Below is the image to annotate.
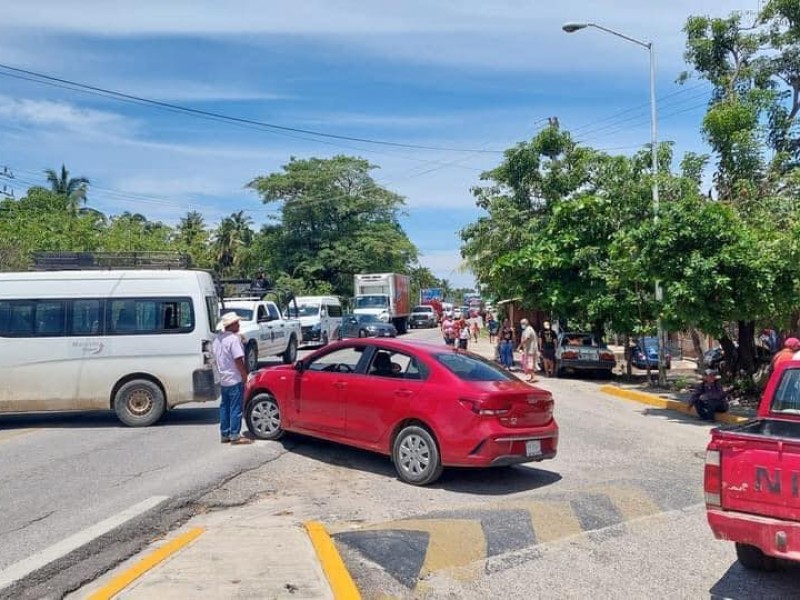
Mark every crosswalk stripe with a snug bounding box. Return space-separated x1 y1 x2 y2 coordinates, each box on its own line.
522 500 584 543
365 519 485 579
590 484 664 521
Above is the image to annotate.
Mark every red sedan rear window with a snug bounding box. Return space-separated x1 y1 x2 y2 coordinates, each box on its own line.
435 352 515 382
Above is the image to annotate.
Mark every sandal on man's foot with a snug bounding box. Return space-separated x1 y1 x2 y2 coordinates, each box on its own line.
231 437 254 445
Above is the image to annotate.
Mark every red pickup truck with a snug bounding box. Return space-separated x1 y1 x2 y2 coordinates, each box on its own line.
705 360 800 570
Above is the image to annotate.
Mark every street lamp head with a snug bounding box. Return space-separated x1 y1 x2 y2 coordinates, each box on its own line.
562 22 589 33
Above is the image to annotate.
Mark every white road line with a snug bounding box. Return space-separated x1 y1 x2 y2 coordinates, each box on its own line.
0 495 169 591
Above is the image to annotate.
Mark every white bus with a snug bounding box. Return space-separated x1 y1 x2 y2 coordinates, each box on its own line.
0 269 220 426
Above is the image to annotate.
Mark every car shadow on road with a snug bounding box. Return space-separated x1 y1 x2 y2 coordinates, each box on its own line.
280 434 562 494
710 560 800 599
0 405 220 430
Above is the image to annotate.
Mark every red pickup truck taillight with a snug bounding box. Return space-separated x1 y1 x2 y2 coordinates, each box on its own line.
704 447 722 508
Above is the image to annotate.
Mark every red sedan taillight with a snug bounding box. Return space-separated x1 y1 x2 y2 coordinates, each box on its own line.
459 397 511 416
561 350 578 360
704 447 722 508
599 351 615 361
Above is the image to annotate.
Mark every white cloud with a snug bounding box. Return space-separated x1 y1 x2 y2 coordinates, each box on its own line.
1 0 749 73
106 80 289 103
0 95 131 134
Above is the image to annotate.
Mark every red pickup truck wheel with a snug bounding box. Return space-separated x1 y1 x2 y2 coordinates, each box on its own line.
735 543 777 571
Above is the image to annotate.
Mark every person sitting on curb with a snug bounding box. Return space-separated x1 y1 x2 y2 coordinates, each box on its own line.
689 369 729 421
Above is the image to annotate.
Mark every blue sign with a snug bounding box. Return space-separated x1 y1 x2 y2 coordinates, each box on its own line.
421 288 443 302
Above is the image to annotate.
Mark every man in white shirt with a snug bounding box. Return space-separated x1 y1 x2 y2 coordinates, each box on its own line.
212 312 252 445
518 318 539 382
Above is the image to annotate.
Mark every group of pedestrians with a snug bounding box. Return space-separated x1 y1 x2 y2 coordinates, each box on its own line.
440 313 478 350
492 317 558 380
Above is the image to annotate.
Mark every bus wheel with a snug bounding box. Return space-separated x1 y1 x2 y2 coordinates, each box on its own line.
114 379 166 427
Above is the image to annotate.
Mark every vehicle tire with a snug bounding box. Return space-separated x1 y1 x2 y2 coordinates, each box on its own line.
358 329 367 338
113 379 166 427
555 361 563 378
281 336 298 364
735 543 778 571
245 392 284 440
392 425 443 486
245 341 258 372
321 331 329 346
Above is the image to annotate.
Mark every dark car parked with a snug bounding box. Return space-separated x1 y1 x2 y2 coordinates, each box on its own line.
631 337 672 370
339 314 398 339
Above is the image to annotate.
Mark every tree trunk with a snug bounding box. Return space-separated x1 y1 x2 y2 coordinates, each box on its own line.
736 320 757 375
624 334 632 378
690 327 705 370
719 335 738 378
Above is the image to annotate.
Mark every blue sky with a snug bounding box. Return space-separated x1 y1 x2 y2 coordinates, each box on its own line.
0 0 752 288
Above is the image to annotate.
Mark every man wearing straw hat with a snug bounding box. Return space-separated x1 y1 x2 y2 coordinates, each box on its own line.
212 312 253 445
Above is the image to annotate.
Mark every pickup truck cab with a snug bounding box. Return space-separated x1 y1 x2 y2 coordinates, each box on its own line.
222 297 301 371
705 360 800 570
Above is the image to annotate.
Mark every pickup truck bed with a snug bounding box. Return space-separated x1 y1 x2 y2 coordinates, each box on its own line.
705 362 800 570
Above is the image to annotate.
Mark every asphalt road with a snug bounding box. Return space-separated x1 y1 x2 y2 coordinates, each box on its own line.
3 329 799 598
0 349 316 599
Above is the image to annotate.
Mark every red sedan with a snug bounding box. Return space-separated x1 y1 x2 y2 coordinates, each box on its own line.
244 338 558 485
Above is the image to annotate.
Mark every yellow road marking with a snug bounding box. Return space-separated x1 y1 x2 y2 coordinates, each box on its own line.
590 485 662 521
366 518 485 580
522 500 584 544
305 521 361 600
86 527 204 600
599 385 750 424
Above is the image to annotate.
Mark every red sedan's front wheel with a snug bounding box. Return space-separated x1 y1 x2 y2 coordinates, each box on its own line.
392 425 443 486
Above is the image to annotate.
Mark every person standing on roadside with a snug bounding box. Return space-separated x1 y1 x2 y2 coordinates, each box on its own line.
441 314 456 347
212 312 253 445
456 315 470 351
540 321 557 377
518 318 539 382
499 318 515 369
487 313 498 344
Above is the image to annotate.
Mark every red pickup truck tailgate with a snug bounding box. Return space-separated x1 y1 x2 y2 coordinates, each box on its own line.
717 429 800 522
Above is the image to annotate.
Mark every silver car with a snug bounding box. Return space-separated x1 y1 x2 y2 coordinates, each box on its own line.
555 332 616 378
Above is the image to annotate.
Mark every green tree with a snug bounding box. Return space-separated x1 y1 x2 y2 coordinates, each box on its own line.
44 164 90 217
175 210 211 268
681 6 800 373
247 155 418 297
212 211 254 277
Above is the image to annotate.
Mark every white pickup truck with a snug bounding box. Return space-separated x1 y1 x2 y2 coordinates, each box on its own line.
222 297 301 371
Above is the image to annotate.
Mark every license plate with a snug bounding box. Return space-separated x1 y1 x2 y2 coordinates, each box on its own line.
525 440 542 457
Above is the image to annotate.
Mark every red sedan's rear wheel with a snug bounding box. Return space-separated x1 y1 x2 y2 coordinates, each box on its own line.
392 425 443 486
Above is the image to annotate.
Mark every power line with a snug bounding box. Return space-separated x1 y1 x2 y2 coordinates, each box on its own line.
0 62 506 154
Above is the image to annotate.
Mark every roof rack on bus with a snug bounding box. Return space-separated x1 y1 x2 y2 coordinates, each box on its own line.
31 251 192 271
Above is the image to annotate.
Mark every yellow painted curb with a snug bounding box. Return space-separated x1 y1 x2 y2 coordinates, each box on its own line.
599 385 751 425
87 527 205 600
305 521 361 600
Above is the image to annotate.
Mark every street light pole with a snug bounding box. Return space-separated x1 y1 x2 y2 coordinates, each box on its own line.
562 21 666 386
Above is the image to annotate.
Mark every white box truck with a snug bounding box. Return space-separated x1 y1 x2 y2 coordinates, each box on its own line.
353 273 411 334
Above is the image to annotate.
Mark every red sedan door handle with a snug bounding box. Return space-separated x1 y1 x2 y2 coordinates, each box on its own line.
334 382 346 390
394 389 413 398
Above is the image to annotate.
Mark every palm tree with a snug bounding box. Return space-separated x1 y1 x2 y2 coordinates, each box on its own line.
213 211 254 275
44 164 90 216
177 211 206 246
